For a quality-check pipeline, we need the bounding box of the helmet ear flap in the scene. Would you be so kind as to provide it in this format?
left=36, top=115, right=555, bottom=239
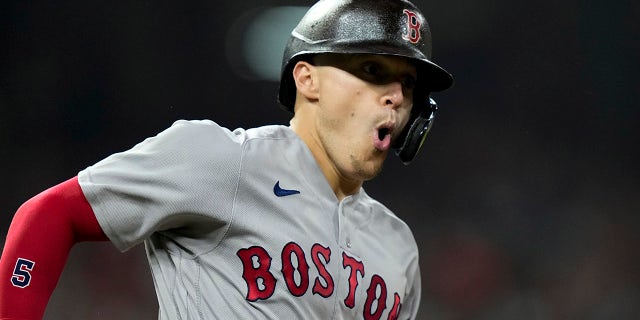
left=395, top=97, right=438, bottom=164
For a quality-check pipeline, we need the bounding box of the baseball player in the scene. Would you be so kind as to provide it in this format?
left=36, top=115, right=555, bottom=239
left=0, top=0, right=453, bottom=319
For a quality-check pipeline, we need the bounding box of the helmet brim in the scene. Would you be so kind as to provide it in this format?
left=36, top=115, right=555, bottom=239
left=277, top=49, right=453, bottom=112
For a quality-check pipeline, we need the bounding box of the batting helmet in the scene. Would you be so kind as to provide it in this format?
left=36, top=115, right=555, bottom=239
left=278, top=0, right=453, bottom=164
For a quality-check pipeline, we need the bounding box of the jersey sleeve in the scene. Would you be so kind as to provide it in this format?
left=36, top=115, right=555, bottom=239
left=78, top=120, right=245, bottom=252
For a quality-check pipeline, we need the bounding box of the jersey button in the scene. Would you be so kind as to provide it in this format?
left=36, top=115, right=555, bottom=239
left=346, top=238, right=352, bottom=248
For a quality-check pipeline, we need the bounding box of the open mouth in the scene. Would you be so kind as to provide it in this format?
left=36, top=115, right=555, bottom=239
left=374, top=124, right=395, bottom=151
left=378, top=127, right=390, bottom=141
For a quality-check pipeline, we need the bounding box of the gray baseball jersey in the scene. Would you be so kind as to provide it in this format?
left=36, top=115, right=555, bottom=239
left=78, top=119, right=421, bottom=319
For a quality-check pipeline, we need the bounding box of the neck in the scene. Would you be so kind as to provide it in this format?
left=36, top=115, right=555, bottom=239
left=289, top=114, right=361, bottom=202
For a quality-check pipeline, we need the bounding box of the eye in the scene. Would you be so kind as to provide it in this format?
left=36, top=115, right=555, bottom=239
left=401, top=75, right=417, bottom=90
left=362, top=62, right=381, bottom=76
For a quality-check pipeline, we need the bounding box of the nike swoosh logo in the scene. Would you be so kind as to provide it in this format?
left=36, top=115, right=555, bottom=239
left=273, top=181, right=300, bottom=197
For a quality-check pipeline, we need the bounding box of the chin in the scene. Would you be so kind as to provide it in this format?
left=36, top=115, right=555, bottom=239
left=362, top=165, right=385, bottom=182
left=349, top=155, right=386, bottom=182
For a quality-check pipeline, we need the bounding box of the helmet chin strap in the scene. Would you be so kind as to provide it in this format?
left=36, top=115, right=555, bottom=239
left=395, top=97, right=438, bottom=164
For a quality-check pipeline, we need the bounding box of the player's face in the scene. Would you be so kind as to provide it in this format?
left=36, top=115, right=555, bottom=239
left=312, top=54, right=416, bottom=182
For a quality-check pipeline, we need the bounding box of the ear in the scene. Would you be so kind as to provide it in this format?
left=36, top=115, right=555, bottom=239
left=292, top=61, right=319, bottom=101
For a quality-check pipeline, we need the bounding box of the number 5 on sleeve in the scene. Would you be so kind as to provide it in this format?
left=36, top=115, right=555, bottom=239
left=11, top=258, right=36, bottom=288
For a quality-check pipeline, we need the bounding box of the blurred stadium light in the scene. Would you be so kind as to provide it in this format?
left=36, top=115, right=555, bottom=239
left=226, top=6, right=309, bottom=81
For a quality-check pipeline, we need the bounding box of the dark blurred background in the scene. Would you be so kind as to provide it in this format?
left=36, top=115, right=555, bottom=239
left=1, top=0, right=638, bottom=319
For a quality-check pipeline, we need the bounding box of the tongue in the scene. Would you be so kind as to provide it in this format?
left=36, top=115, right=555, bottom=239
left=374, top=131, right=391, bottom=151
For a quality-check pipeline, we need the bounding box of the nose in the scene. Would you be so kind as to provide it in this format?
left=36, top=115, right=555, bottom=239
left=381, top=81, right=405, bottom=110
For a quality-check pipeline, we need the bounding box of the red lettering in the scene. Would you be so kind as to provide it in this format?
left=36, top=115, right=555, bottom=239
left=364, top=274, right=388, bottom=320
left=281, top=242, right=310, bottom=296
left=342, top=252, right=365, bottom=309
left=311, top=243, right=334, bottom=298
left=238, top=242, right=400, bottom=317
left=387, top=292, right=402, bottom=320
left=402, top=9, right=421, bottom=43
left=237, top=246, right=277, bottom=301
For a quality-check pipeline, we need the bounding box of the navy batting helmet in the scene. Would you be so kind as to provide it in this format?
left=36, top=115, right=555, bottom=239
left=278, top=0, right=453, bottom=164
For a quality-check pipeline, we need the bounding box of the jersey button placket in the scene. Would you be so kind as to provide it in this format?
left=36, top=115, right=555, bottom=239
left=338, top=197, right=354, bottom=251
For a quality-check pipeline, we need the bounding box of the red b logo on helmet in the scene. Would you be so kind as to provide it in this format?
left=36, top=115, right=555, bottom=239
left=402, top=9, right=421, bottom=43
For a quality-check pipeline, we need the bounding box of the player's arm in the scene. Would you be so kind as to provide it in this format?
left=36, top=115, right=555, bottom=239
left=0, top=176, right=108, bottom=320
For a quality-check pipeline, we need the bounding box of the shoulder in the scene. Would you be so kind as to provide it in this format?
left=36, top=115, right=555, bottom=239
left=161, top=119, right=248, bottom=144
left=166, top=121, right=295, bottom=145
left=81, top=120, right=251, bottom=177
left=360, top=191, right=406, bottom=225
left=360, top=191, right=419, bottom=249
left=244, top=124, right=295, bottom=141
left=240, top=125, right=304, bottom=156
left=139, top=119, right=253, bottom=160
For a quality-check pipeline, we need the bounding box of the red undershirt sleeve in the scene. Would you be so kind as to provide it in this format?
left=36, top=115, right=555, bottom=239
left=0, top=176, right=108, bottom=320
